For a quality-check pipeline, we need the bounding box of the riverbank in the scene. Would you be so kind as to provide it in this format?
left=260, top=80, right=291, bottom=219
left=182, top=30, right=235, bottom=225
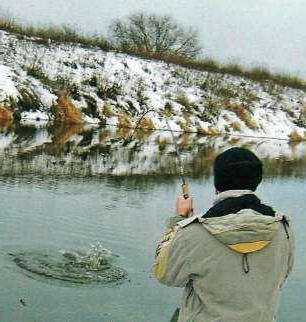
left=0, top=28, right=306, bottom=141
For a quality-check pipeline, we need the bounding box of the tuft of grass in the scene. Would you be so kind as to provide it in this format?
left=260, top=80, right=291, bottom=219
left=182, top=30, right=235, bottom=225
left=295, top=106, right=306, bottom=128
left=217, top=84, right=238, bottom=100
left=179, top=117, right=194, bottom=132
left=16, top=88, right=42, bottom=111
left=288, top=129, right=306, bottom=143
left=83, top=93, right=99, bottom=118
left=201, top=97, right=223, bottom=122
left=102, top=102, right=116, bottom=118
left=164, top=102, right=174, bottom=117
left=175, top=94, right=191, bottom=110
left=118, top=113, right=133, bottom=128
left=199, top=126, right=221, bottom=136
left=138, top=116, right=155, bottom=130
left=134, top=78, right=149, bottom=107
left=97, top=81, right=123, bottom=101
left=83, top=74, right=100, bottom=87
left=226, top=103, right=257, bottom=130
left=157, top=137, right=171, bottom=151
left=0, top=105, right=14, bottom=127
left=26, top=63, right=47, bottom=80
left=240, top=88, right=259, bottom=106
left=230, top=121, right=242, bottom=132
left=54, top=92, right=84, bottom=125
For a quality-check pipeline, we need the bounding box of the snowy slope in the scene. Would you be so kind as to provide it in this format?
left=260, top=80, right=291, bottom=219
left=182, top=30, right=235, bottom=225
left=0, top=30, right=306, bottom=140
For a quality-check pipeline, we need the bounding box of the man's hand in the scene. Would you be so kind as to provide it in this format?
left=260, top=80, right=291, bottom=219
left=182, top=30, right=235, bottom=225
left=175, top=195, right=193, bottom=218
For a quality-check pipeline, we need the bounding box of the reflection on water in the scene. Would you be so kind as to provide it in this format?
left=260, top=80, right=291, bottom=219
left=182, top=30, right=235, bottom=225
left=0, top=128, right=304, bottom=321
left=8, top=243, right=127, bottom=285
left=0, top=123, right=306, bottom=178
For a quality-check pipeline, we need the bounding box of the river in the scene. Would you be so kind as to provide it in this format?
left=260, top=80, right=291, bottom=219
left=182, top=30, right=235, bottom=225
left=0, top=123, right=305, bottom=321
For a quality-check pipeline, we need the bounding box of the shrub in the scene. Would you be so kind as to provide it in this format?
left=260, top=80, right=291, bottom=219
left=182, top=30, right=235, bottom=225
left=109, top=12, right=201, bottom=58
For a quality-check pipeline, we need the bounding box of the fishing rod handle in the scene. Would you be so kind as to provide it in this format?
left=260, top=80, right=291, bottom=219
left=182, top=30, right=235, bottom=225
left=182, top=183, right=190, bottom=198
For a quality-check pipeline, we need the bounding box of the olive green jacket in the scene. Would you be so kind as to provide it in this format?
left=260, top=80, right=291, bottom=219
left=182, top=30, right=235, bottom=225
left=153, top=190, right=295, bottom=322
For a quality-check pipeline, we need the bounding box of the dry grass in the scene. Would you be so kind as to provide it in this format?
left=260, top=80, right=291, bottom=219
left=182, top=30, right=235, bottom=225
left=157, top=137, right=171, bottom=151
left=177, top=133, right=193, bottom=148
left=226, top=103, right=257, bottom=130
left=99, top=128, right=112, bottom=143
left=116, top=126, right=132, bottom=139
left=138, top=116, right=155, bottom=130
left=102, top=102, right=116, bottom=118
left=54, top=92, right=84, bottom=125
left=118, top=113, right=133, bottom=128
left=0, top=105, right=13, bottom=121
left=0, top=105, right=14, bottom=127
left=199, top=126, right=221, bottom=136
left=0, top=16, right=112, bottom=50
left=288, top=129, right=306, bottom=143
left=179, top=118, right=194, bottom=132
left=52, top=125, right=83, bottom=147
left=230, top=121, right=242, bottom=132
left=228, top=137, right=241, bottom=144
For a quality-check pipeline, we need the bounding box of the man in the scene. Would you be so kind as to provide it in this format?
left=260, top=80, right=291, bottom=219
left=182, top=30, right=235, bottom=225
left=153, top=147, right=294, bottom=322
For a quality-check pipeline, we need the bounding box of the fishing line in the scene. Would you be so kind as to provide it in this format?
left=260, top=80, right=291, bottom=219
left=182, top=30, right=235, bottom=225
left=103, top=122, right=291, bottom=142
left=166, top=119, right=186, bottom=185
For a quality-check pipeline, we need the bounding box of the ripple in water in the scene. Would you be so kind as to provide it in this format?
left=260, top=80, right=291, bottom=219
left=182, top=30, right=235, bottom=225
left=8, top=243, right=127, bottom=285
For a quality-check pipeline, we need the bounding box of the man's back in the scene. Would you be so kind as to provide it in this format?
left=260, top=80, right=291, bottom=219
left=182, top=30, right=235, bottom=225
left=153, top=191, right=294, bottom=322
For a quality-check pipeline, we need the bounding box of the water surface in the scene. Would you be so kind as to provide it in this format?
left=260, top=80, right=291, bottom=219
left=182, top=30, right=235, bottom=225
left=0, top=125, right=305, bottom=321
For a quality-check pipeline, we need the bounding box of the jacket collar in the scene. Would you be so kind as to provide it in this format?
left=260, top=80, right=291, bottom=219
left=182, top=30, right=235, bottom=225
left=214, top=190, right=255, bottom=205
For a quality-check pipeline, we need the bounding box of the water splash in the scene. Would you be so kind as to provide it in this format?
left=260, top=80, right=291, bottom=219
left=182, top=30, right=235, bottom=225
left=9, top=243, right=127, bottom=285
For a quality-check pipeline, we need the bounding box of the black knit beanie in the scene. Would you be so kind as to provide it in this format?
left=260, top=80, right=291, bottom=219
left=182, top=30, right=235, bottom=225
left=214, top=147, right=263, bottom=192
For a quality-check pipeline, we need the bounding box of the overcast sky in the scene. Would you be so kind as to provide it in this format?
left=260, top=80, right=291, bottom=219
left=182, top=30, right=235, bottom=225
left=1, top=0, right=306, bottom=76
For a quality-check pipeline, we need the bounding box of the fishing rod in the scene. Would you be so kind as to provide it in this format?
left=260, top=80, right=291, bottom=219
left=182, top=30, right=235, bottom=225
left=166, top=119, right=189, bottom=196
left=166, top=119, right=193, bottom=217
left=123, top=109, right=193, bottom=214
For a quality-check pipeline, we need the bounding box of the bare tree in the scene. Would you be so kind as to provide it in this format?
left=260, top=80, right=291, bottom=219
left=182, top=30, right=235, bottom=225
left=109, top=13, right=201, bottom=58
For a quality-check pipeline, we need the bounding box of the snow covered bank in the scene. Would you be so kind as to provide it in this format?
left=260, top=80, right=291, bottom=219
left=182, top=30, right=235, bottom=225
left=0, top=30, right=306, bottom=140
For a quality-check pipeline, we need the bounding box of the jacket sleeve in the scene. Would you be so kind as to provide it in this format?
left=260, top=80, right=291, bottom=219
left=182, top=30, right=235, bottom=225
left=152, top=217, right=191, bottom=287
